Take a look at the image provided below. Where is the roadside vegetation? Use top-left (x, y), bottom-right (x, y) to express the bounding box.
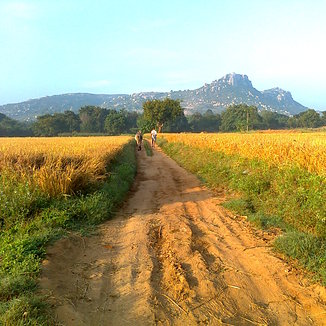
top-left (0, 137), bottom-right (137, 325)
top-left (143, 141), bottom-right (153, 157)
top-left (158, 132), bottom-right (326, 284)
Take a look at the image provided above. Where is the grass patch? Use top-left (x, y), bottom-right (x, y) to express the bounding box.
top-left (247, 213), bottom-right (289, 231)
top-left (143, 140), bottom-right (153, 156)
top-left (0, 294), bottom-right (53, 326)
top-left (0, 141), bottom-right (137, 325)
top-left (223, 199), bottom-right (290, 231)
top-left (158, 139), bottom-right (326, 284)
top-left (274, 232), bottom-right (326, 283)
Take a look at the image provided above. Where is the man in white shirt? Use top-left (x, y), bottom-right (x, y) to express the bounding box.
top-left (151, 128), bottom-right (157, 148)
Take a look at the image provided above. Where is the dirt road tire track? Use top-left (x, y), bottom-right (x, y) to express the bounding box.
top-left (40, 142), bottom-right (326, 325)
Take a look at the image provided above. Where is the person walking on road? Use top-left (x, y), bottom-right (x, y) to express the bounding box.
top-left (151, 128), bottom-right (157, 148)
top-left (135, 130), bottom-right (143, 151)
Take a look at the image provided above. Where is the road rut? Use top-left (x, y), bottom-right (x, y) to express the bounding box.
top-left (40, 144), bottom-right (326, 325)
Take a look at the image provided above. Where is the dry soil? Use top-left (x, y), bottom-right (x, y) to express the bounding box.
top-left (40, 143), bottom-right (326, 325)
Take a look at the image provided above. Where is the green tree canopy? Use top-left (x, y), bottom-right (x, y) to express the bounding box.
top-left (32, 113), bottom-right (64, 136)
top-left (143, 98), bottom-right (185, 132)
top-left (136, 114), bottom-right (153, 134)
top-left (123, 110), bottom-right (139, 133)
top-left (79, 106), bottom-right (109, 133)
top-left (32, 111), bottom-right (80, 136)
top-left (321, 111), bottom-right (326, 126)
top-left (0, 113), bottom-right (32, 136)
top-left (104, 110), bottom-right (127, 135)
top-left (297, 109), bottom-right (323, 128)
top-left (221, 104), bottom-right (262, 132)
top-left (63, 111), bottom-right (81, 132)
top-left (260, 110), bottom-right (289, 130)
top-left (288, 109), bottom-right (323, 129)
top-left (187, 111), bottom-right (221, 132)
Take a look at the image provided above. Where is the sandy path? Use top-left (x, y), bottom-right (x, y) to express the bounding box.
top-left (40, 143), bottom-right (326, 325)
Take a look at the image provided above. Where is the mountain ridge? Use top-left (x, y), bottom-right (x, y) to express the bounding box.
top-left (0, 73), bottom-right (308, 121)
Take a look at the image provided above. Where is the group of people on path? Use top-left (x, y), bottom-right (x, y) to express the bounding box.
top-left (135, 128), bottom-right (157, 151)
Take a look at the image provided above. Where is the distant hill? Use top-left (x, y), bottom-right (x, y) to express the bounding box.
top-left (0, 73), bottom-right (308, 121)
top-left (174, 74), bottom-right (307, 116)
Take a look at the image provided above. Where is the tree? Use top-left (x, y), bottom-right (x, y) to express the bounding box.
top-left (104, 110), bottom-right (126, 135)
top-left (321, 111), bottom-right (326, 126)
top-left (0, 113), bottom-right (32, 136)
top-left (32, 114), bottom-right (64, 136)
top-left (63, 111), bottom-right (81, 132)
top-left (79, 106), bottom-right (109, 133)
top-left (187, 112), bottom-right (203, 132)
top-left (143, 98), bottom-right (185, 132)
top-left (187, 111), bottom-right (221, 132)
top-left (221, 104), bottom-right (262, 131)
top-left (32, 111), bottom-right (80, 136)
top-left (287, 116), bottom-right (298, 129)
top-left (288, 109), bottom-right (323, 129)
top-left (123, 110), bottom-right (139, 133)
top-left (260, 111), bottom-right (289, 129)
top-left (136, 114), bottom-right (153, 134)
top-left (164, 114), bottom-right (189, 132)
top-left (297, 109), bottom-right (323, 128)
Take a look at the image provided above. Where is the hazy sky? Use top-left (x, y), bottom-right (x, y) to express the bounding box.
top-left (1, 0), bottom-right (326, 110)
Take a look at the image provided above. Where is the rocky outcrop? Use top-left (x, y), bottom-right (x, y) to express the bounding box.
top-left (0, 73), bottom-right (308, 121)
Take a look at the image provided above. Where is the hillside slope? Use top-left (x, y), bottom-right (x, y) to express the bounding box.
top-left (0, 73), bottom-right (307, 121)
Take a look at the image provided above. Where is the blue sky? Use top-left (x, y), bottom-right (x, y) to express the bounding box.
top-left (1, 0), bottom-right (326, 110)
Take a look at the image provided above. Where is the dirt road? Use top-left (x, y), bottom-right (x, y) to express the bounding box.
top-left (40, 143), bottom-right (326, 325)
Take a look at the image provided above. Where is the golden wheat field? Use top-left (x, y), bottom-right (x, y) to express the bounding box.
top-left (161, 131), bottom-right (326, 176)
top-left (0, 136), bottom-right (132, 196)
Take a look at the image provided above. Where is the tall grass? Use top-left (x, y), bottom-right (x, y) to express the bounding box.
top-left (161, 132), bottom-right (326, 175)
top-left (0, 137), bottom-right (137, 324)
top-left (0, 136), bottom-right (131, 197)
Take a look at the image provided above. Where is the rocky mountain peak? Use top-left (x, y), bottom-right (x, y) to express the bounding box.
top-left (0, 73), bottom-right (308, 120)
top-left (262, 87), bottom-right (293, 102)
top-left (219, 73), bottom-right (252, 88)
top-left (200, 73), bottom-right (253, 94)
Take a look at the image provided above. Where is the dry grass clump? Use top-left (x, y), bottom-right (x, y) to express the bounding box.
top-left (0, 136), bottom-right (131, 196)
top-left (161, 132), bottom-right (326, 175)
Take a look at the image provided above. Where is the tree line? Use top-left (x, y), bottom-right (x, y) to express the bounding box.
top-left (0, 100), bottom-right (326, 137)
top-left (219, 105), bottom-right (326, 131)
top-left (0, 113), bottom-right (33, 136)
